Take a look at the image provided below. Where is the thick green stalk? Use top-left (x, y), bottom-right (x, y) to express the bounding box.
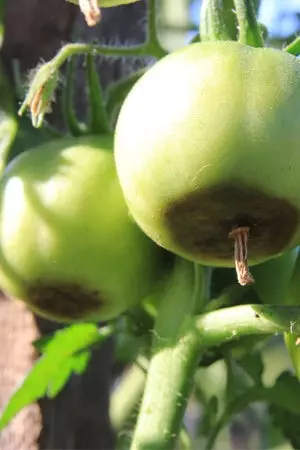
top-left (233, 0), bottom-right (264, 47)
top-left (110, 363), bottom-right (146, 432)
top-left (130, 259), bottom-right (204, 450)
top-left (196, 304), bottom-right (300, 348)
top-left (200, 0), bottom-right (238, 42)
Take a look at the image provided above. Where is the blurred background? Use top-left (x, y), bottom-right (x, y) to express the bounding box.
top-left (159, 0), bottom-right (300, 50)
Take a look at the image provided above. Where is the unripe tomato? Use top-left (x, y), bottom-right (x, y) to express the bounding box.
top-left (115, 41), bottom-right (300, 268)
top-left (0, 135), bottom-right (167, 322)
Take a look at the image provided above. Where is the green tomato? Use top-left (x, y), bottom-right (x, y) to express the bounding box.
top-left (115, 41), bottom-right (300, 268)
top-left (0, 135), bottom-right (167, 323)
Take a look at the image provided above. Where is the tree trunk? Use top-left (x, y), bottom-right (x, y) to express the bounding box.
top-left (0, 0), bottom-right (147, 448)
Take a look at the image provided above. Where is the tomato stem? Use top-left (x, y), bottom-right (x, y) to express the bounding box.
top-left (196, 304), bottom-right (300, 347)
top-left (233, 0), bottom-right (264, 47)
top-left (130, 258), bottom-right (203, 450)
top-left (85, 53), bottom-right (110, 134)
top-left (200, 0), bottom-right (238, 42)
top-left (229, 226), bottom-right (254, 286)
top-left (62, 56), bottom-right (88, 136)
top-left (110, 362), bottom-right (146, 432)
top-left (146, 0), bottom-right (167, 58)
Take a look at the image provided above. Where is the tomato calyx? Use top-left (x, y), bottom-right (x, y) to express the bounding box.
top-left (229, 226), bottom-right (254, 286)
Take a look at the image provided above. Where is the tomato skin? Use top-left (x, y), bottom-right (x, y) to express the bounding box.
top-left (115, 41), bottom-right (300, 267)
top-left (0, 135), bottom-right (166, 322)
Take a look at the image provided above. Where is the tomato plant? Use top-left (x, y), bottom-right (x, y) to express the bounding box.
top-left (1, 1), bottom-right (300, 449)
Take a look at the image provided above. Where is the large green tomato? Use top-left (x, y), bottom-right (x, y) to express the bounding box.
top-left (0, 135), bottom-right (168, 322)
top-left (115, 41), bottom-right (300, 268)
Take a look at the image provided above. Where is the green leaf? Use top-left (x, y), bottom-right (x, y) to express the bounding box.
top-left (284, 333), bottom-right (300, 380)
top-left (198, 395), bottom-right (219, 436)
top-left (269, 372), bottom-right (300, 449)
top-left (284, 36), bottom-right (300, 56)
top-left (237, 351), bottom-right (264, 385)
top-left (47, 351), bottom-right (91, 398)
top-left (0, 323), bottom-right (112, 431)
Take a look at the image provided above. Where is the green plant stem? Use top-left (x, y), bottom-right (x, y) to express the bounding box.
top-left (62, 56), bottom-right (86, 136)
top-left (284, 36), bottom-right (300, 56)
top-left (146, 0), bottom-right (167, 57)
top-left (179, 425), bottom-right (193, 450)
top-left (233, 0), bottom-right (264, 47)
top-left (130, 258), bottom-right (203, 450)
top-left (200, 0), bottom-right (238, 42)
top-left (196, 304), bottom-right (300, 348)
top-left (86, 53), bottom-right (110, 134)
top-left (110, 363), bottom-right (146, 432)
top-left (52, 40), bottom-right (165, 72)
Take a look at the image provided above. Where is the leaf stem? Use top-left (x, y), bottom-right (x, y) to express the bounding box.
top-left (233, 0), bottom-right (264, 47)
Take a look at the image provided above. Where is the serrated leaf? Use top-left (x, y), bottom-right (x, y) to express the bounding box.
top-left (0, 323), bottom-right (112, 430)
top-left (47, 351), bottom-right (91, 398)
top-left (33, 333), bottom-right (54, 353)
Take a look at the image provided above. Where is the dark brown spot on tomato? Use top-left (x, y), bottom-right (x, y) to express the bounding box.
top-left (164, 184), bottom-right (298, 264)
top-left (27, 280), bottom-right (105, 321)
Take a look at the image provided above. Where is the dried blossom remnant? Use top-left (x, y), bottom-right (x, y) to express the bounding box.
top-left (79, 0), bottom-right (101, 26)
top-left (229, 226), bottom-right (255, 286)
top-left (18, 62), bottom-right (59, 128)
top-left (29, 84), bottom-right (46, 117)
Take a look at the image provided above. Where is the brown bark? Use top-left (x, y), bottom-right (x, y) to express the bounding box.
top-left (0, 0), bottom-right (147, 448)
